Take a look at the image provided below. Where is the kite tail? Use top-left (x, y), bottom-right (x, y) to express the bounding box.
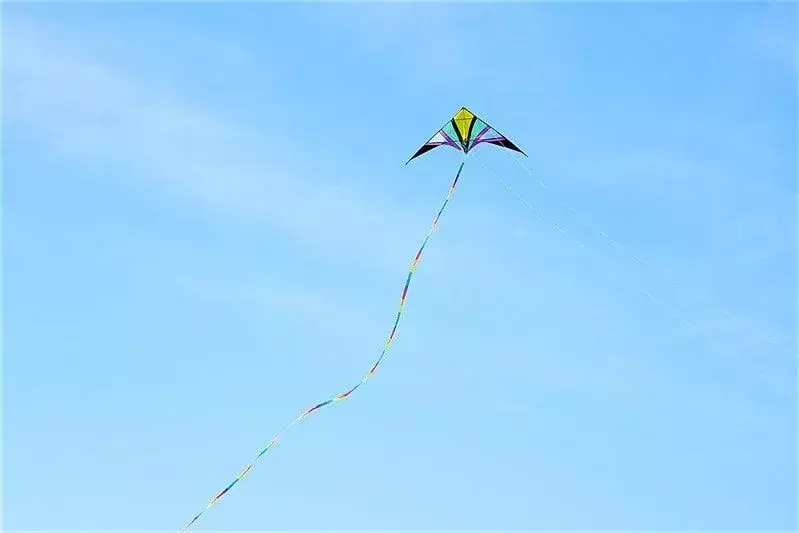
top-left (179, 160), bottom-right (466, 532)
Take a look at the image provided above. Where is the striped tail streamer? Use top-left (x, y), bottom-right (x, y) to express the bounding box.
top-left (180, 159), bottom-right (466, 531)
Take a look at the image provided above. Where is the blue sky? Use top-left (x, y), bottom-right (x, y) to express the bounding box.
top-left (3, 2), bottom-right (796, 531)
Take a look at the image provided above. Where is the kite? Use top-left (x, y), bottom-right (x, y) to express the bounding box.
top-left (406, 106), bottom-right (525, 163)
top-left (179, 107), bottom-right (525, 532)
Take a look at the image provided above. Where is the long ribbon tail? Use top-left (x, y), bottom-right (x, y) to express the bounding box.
top-left (179, 160), bottom-right (466, 532)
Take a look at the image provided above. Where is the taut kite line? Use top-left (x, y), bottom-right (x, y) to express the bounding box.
top-left (180, 107), bottom-right (525, 531)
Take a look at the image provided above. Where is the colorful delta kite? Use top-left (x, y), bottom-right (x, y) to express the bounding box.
top-left (179, 107), bottom-right (524, 532)
top-left (407, 107), bottom-right (525, 163)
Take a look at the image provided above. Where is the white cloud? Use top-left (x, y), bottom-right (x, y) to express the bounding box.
top-left (6, 15), bottom-right (790, 409)
top-left (4, 22), bottom-right (438, 281)
top-left (3, 18), bottom-right (592, 305)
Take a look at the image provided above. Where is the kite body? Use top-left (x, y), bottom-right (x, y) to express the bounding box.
top-left (180, 107), bottom-right (523, 532)
top-left (407, 107), bottom-right (525, 163)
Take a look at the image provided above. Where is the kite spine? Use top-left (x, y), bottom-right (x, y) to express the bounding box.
top-left (179, 159), bottom-right (466, 532)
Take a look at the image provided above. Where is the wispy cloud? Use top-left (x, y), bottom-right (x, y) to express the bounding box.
top-left (6, 9), bottom-right (795, 530)
top-left (6, 14), bottom-right (790, 408)
top-left (4, 22), bottom-right (440, 282)
top-left (1, 20), bottom-right (599, 385)
top-left (2, 18), bottom-right (587, 291)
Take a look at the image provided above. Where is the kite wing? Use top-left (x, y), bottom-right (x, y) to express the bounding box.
top-left (406, 107), bottom-right (525, 164)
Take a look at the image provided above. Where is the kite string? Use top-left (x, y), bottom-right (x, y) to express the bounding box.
top-left (507, 153), bottom-right (780, 346)
top-left (179, 159), bottom-right (467, 533)
top-left (472, 156), bottom-right (787, 393)
top-left (471, 156), bottom-right (700, 334)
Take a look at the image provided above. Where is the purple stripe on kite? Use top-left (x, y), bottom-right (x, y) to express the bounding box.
top-left (440, 130), bottom-right (460, 150)
top-left (475, 126), bottom-right (491, 140)
top-left (472, 125), bottom-right (491, 145)
top-left (472, 136), bottom-right (505, 148)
